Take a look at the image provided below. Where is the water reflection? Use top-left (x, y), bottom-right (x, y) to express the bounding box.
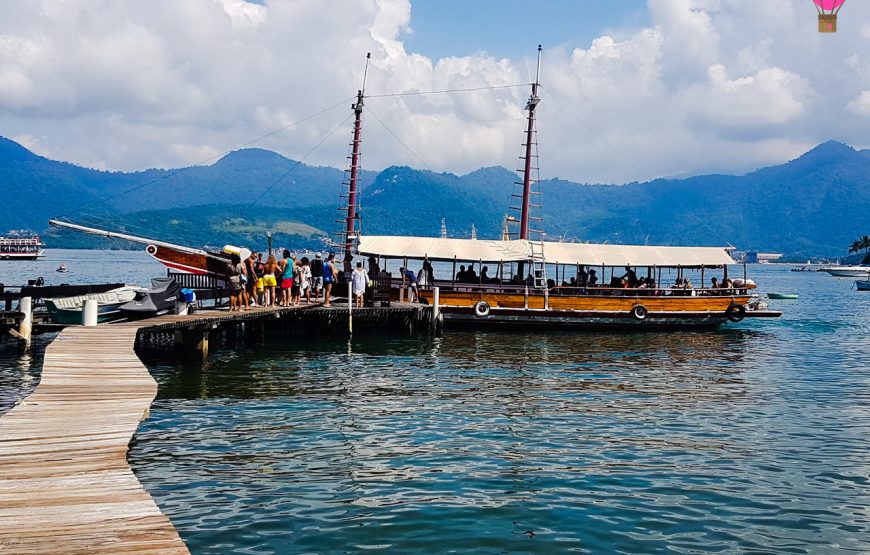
top-left (128, 326), bottom-right (870, 555)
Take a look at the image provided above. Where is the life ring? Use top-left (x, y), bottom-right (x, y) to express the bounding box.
top-left (631, 305), bottom-right (648, 320)
top-left (726, 303), bottom-right (746, 323)
top-left (145, 244), bottom-right (158, 256)
top-left (474, 301), bottom-right (491, 318)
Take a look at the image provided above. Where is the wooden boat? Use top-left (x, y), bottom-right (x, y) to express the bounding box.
top-left (45, 286), bottom-right (145, 324)
top-left (337, 48), bottom-right (782, 329)
top-left (0, 235), bottom-right (44, 260)
top-left (48, 220), bottom-right (248, 279)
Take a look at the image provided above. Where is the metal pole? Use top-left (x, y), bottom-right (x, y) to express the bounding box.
top-left (348, 281), bottom-right (353, 335)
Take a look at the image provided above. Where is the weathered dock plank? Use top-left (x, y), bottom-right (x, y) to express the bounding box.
top-left (0, 325), bottom-right (189, 554)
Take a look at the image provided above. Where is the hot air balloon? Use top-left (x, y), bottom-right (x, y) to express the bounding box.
top-left (814, 0), bottom-right (846, 33)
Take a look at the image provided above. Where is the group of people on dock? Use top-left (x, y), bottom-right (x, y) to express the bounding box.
top-left (225, 250), bottom-right (339, 311)
top-left (225, 250), bottom-right (381, 311)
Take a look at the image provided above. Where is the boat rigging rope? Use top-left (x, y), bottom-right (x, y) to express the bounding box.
top-left (248, 111), bottom-right (355, 208)
top-left (366, 83), bottom-right (530, 99)
top-left (363, 104), bottom-right (433, 172)
top-left (57, 96), bottom-right (355, 219)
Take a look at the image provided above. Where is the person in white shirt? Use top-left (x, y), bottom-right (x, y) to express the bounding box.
top-left (351, 261), bottom-right (369, 308)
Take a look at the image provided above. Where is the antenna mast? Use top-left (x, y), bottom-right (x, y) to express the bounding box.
top-left (343, 52), bottom-right (370, 272)
top-left (519, 45), bottom-right (542, 240)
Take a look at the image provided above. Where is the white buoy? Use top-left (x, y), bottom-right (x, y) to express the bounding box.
top-left (82, 299), bottom-right (98, 326)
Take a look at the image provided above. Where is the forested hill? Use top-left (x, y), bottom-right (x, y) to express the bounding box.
top-left (2, 136), bottom-right (868, 257)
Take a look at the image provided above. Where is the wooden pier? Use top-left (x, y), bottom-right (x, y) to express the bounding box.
top-left (0, 303), bottom-right (435, 553)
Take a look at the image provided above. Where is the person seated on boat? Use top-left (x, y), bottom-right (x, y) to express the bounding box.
top-left (479, 265), bottom-right (490, 284)
top-left (547, 278), bottom-right (557, 292)
top-left (577, 266), bottom-right (588, 286)
top-left (399, 266), bottom-right (419, 302)
top-left (587, 269), bottom-right (598, 287)
top-left (368, 256), bottom-right (380, 276)
top-left (620, 266), bottom-right (639, 288)
top-left (569, 277), bottom-right (577, 288)
top-left (421, 258), bottom-right (435, 285)
top-left (456, 265), bottom-right (467, 282)
top-left (466, 264), bottom-right (478, 283)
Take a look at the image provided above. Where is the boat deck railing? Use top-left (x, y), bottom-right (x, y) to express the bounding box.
top-left (388, 279), bottom-right (753, 297)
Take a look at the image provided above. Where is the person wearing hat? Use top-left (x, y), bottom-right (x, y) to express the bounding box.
top-left (310, 252), bottom-right (324, 301)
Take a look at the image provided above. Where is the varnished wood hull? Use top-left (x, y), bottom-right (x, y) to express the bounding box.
top-left (417, 289), bottom-right (778, 330)
top-left (145, 244), bottom-right (229, 277)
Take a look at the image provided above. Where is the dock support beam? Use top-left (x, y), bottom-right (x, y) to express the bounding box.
top-left (175, 327), bottom-right (210, 359)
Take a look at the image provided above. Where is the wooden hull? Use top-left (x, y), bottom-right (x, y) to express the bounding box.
top-left (418, 289), bottom-right (779, 330)
top-left (145, 244), bottom-right (228, 277)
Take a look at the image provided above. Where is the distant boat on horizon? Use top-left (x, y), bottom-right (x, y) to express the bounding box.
top-left (0, 234), bottom-right (44, 260)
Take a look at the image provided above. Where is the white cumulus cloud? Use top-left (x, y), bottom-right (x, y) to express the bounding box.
top-left (1, 0), bottom-right (869, 184)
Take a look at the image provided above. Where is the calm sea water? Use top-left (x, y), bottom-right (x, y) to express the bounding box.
top-left (2, 251), bottom-right (870, 553)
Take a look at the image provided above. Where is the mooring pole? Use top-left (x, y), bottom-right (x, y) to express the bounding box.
top-left (432, 286), bottom-right (440, 323)
top-left (82, 299), bottom-right (98, 326)
top-left (348, 281), bottom-right (353, 335)
top-left (18, 296), bottom-right (32, 348)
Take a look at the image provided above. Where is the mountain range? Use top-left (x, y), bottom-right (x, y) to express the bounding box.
top-left (1, 136), bottom-right (868, 259)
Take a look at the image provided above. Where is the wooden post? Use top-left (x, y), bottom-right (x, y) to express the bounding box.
top-left (82, 299), bottom-right (98, 326)
top-left (18, 296), bottom-right (32, 346)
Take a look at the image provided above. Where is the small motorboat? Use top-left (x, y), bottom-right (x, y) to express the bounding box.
top-left (856, 280), bottom-right (870, 291)
top-left (118, 278), bottom-right (181, 319)
top-left (45, 286), bottom-right (145, 324)
top-left (56, 263), bottom-right (68, 273)
top-left (767, 292), bottom-right (799, 300)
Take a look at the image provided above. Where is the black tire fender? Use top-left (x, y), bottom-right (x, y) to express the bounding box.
top-left (726, 303), bottom-right (746, 323)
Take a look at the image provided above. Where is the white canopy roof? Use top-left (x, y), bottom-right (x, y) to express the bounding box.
top-left (357, 235), bottom-right (736, 267)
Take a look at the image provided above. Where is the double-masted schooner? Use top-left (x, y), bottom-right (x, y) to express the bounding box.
top-left (339, 47), bottom-right (781, 329)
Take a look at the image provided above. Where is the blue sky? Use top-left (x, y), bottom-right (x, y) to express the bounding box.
top-left (402, 0), bottom-right (649, 60)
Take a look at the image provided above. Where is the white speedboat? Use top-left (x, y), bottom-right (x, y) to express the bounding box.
top-left (820, 265), bottom-right (870, 277)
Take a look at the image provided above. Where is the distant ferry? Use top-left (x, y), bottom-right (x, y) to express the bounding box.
top-left (0, 235), bottom-right (45, 260)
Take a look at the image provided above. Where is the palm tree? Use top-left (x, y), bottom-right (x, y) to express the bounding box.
top-left (849, 239), bottom-right (861, 254)
top-left (862, 235), bottom-right (870, 254)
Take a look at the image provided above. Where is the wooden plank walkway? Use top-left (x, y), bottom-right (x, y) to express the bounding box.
top-left (0, 303), bottom-right (432, 553)
top-left (0, 325), bottom-right (189, 554)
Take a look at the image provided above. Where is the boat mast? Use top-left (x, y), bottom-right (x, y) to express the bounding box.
top-left (519, 45), bottom-right (542, 240)
top-left (343, 52), bottom-right (371, 273)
